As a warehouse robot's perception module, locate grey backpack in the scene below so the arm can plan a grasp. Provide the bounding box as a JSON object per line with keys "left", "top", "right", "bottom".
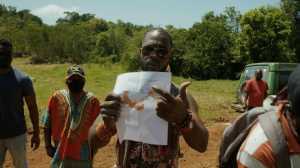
{"left": 219, "top": 107, "right": 290, "bottom": 168}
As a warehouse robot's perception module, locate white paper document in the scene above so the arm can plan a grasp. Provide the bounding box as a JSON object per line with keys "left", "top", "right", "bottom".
{"left": 113, "top": 71, "right": 171, "bottom": 145}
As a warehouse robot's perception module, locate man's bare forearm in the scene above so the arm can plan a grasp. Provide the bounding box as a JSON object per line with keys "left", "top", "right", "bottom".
{"left": 182, "top": 93, "right": 208, "bottom": 152}
{"left": 89, "top": 123, "right": 116, "bottom": 150}
{"left": 182, "top": 113, "right": 209, "bottom": 153}
{"left": 25, "top": 95, "right": 40, "bottom": 134}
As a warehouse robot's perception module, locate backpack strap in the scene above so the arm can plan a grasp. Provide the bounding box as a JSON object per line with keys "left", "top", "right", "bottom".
{"left": 258, "top": 111, "right": 291, "bottom": 168}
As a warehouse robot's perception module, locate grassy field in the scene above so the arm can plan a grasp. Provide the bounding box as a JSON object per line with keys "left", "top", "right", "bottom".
{"left": 13, "top": 58, "right": 239, "bottom": 125}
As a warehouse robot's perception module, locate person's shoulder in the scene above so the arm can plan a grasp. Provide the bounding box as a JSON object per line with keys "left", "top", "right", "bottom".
{"left": 257, "top": 80, "right": 268, "bottom": 87}
{"left": 51, "top": 89, "right": 67, "bottom": 98}
{"left": 263, "top": 80, "right": 268, "bottom": 85}
{"left": 87, "top": 92, "right": 100, "bottom": 104}
{"left": 12, "top": 68, "right": 35, "bottom": 90}
{"left": 245, "top": 79, "right": 253, "bottom": 86}
{"left": 48, "top": 90, "right": 68, "bottom": 108}
{"left": 12, "top": 68, "right": 31, "bottom": 81}
{"left": 248, "top": 79, "right": 256, "bottom": 83}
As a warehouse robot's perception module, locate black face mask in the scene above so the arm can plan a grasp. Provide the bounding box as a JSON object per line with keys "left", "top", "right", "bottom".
{"left": 0, "top": 55, "right": 12, "bottom": 69}
{"left": 67, "top": 79, "right": 85, "bottom": 93}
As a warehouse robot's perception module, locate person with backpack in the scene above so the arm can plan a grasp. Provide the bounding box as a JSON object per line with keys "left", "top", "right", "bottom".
{"left": 231, "top": 66, "right": 300, "bottom": 168}
{"left": 0, "top": 39, "right": 40, "bottom": 168}
{"left": 89, "top": 28, "right": 209, "bottom": 168}
{"left": 42, "top": 65, "right": 100, "bottom": 168}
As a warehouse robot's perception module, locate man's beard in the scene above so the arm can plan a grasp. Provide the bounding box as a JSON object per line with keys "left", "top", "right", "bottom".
{"left": 140, "top": 58, "right": 166, "bottom": 72}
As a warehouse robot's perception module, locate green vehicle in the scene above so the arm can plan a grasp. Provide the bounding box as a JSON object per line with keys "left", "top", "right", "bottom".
{"left": 233, "top": 62, "right": 298, "bottom": 112}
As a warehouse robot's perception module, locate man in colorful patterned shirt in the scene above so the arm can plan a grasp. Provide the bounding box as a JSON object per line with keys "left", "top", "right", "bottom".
{"left": 89, "top": 28, "right": 209, "bottom": 168}
{"left": 43, "top": 65, "right": 100, "bottom": 168}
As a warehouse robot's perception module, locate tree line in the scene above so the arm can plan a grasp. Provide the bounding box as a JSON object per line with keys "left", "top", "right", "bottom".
{"left": 0, "top": 0, "right": 299, "bottom": 79}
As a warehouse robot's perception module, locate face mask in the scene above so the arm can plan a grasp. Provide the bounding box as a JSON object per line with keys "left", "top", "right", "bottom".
{"left": 67, "top": 79, "right": 85, "bottom": 93}
{"left": 0, "top": 55, "right": 12, "bottom": 69}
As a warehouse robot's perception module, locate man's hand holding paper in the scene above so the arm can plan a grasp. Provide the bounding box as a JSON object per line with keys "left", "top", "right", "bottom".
{"left": 112, "top": 71, "right": 171, "bottom": 145}
{"left": 101, "top": 94, "right": 122, "bottom": 130}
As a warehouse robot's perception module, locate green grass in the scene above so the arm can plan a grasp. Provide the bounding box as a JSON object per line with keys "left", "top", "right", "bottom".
{"left": 172, "top": 77, "right": 239, "bottom": 122}
{"left": 13, "top": 58, "right": 239, "bottom": 124}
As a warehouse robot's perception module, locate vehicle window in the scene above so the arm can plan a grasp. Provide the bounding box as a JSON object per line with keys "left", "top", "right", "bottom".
{"left": 244, "top": 67, "right": 268, "bottom": 81}
{"left": 278, "top": 71, "right": 291, "bottom": 92}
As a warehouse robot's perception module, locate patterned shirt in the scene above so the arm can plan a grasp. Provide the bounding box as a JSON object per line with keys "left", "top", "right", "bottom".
{"left": 42, "top": 90, "right": 69, "bottom": 145}
{"left": 237, "top": 105, "right": 300, "bottom": 168}
{"left": 96, "top": 123, "right": 181, "bottom": 168}
{"left": 43, "top": 89, "right": 100, "bottom": 167}
{"left": 95, "top": 84, "right": 182, "bottom": 168}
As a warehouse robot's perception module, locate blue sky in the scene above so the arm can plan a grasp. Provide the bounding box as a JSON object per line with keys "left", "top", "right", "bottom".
{"left": 0, "top": 0, "right": 280, "bottom": 28}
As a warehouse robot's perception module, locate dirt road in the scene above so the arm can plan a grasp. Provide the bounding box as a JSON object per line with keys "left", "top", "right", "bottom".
{"left": 3, "top": 123, "right": 227, "bottom": 168}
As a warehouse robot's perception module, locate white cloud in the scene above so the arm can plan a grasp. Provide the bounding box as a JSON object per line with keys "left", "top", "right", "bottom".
{"left": 32, "top": 4, "right": 79, "bottom": 24}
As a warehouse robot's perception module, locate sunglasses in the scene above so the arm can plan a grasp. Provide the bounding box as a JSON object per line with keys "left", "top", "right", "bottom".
{"left": 141, "top": 46, "right": 169, "bottom": 58}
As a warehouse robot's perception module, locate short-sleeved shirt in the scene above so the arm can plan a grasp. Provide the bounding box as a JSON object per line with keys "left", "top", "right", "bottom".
{"left": 42, "top": 90, "right": 70, "bottom": 145}
{"left": 0, "top": 68, "right": 34, "bottom": 139}
{"left": 237, "top": 105, "right": 300, "bottom": 168}
{"left": 43, "top": 90, "right": 101, "bottom": 167}
{"left": 244, "top": 79, "right": 268, "bottom": 107}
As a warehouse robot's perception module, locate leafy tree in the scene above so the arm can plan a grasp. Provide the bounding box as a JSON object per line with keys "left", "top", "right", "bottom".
{"left": 121, "top": 29, "right": 147, "bottom": 71}
{"left": 56, "top": 12, "right": 95, "bottom": 25}
{"left": 240, "top": 6, "right": 294, "bottom": 63}
{"left": 92, "top": 27, "right": 129, "bottom": 62}
{"left": 224, "top": 7, "right": 241, "bottom": 33}
{"left": 281, "top": 0, "right": 300, "bottom": 60}
{"left": 0, "top": 3, "right": 298, "bottom": 80}
{"left": 184, "top": 12, "right": 235, "bottom": 79}
{"left": 166, "top": 26, "right": 188, "bottom": 76}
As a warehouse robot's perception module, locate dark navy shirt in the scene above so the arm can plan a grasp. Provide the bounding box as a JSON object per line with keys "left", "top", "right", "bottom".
{"left": 0, "top": 68, "right": 34, "bottom": 139}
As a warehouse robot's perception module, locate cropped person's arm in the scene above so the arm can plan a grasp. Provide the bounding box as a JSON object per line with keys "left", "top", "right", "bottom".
{"left": 89, "top": 122, "right": 117, "bottom": 158}
{"left": 89, "top": 94, "right": 121, "bottom": 155}
{"left": 25, "top": 94, "right": 40, "bottom": 150}
{"left": 181, "top": 93, "right": 209, "bottom": 153}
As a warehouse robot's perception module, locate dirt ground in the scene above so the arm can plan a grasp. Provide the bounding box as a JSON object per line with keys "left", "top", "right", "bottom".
{"left": 3, "top": 123, "right": 228, "bottom": 168}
